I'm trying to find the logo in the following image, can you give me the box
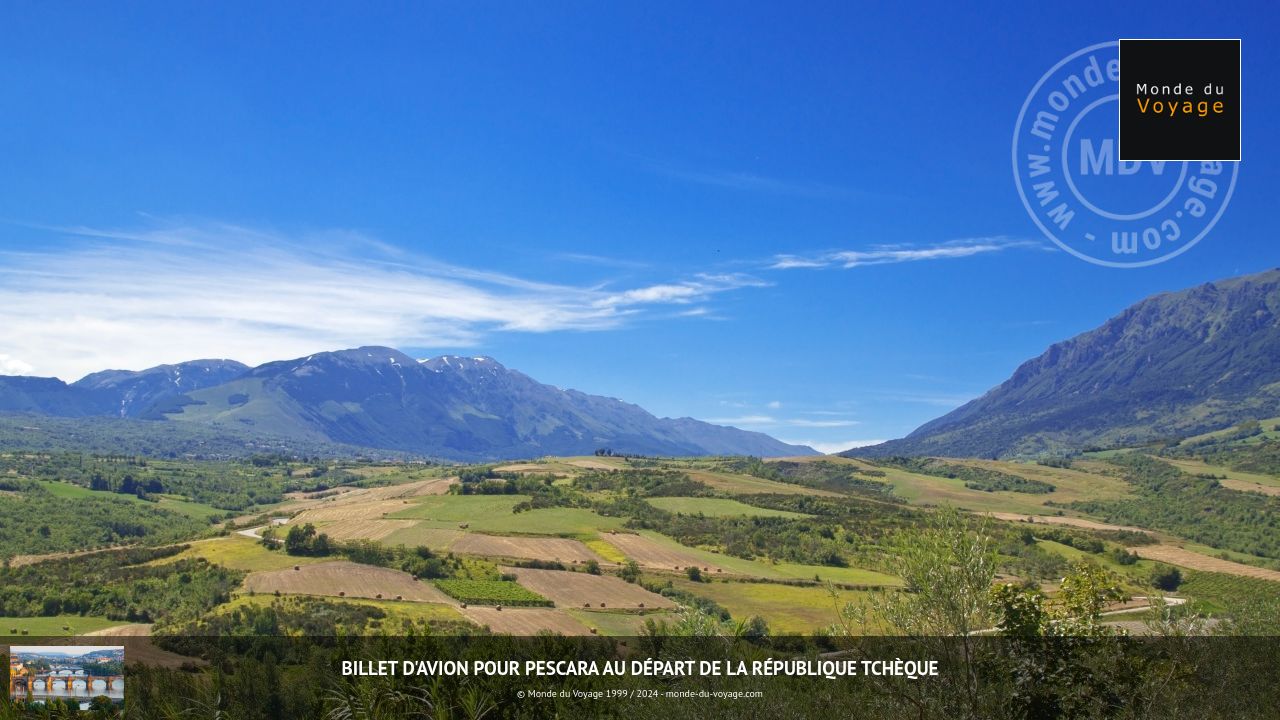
[1012,41,1238,268]
[1119,39,1240,161]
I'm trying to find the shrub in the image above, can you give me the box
[1150,565,1183,591]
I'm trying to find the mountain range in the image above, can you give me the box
[8,268,1278,462]
[852,268,1280,458]
[0,348,813,460]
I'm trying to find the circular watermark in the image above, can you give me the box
[1012,41,1238,268]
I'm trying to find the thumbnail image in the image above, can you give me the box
[8,646,124,710]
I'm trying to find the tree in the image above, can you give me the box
[869,507,996,637]
[619,559,641,584]
[90,694,117,718]
[739,614,769,639]
[284,524,312,555]
[1219,592,1280,635]
[1149,564,1183,591]
[990,562,1135,717]
[991,583,1049,638]
[1047,561,1126,637]
[831,508,998,718]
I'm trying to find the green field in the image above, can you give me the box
[1178,416,1280,446]
[1179,571,1280,613]
[10,448,1274,642]
[1178,541,1279,570]
[646,496,810,518]
[686,469,838,496]
[670,578,869,634]
[763,561,901,586]
[583,537,627,563]
[630,531,900,586]
[846,459,1131,517]
[38,479,224,520]
[381,526,463,550]
[387,494,625,536]
[954,460,1133,503]
[157,535,329,572]
[342,598,471,627]
[219,594,470,626]
[433,579,554,607]
[1163,457,1280,491]
[153,494,229,520]
[1034,540,1158,588]
[0,615,127,636]
[565,609,678,636]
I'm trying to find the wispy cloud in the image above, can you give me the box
[769,237,1041,270]
[630,152,895,201]
[0,222,765,381]
[705,415,778,426]
[788,419,861,428]
[872,391,977,408]
[675,307,716,318]
[595,274,765,308]
[554,252,651,270]
[660,166,861,199]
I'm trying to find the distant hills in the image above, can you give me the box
[0,348,812,460]
[0,359,247,418]
[853,268,1280,459]
[75,359,250,418]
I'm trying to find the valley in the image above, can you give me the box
[1,272,1279,713]
[3,441,1276,641]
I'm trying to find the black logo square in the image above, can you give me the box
[1119,39,1240,161]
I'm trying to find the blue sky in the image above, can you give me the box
[1,2,1276,452]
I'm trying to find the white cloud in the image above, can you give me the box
[0,222,764,381]
[675,307,712,318]
[554,252,650,269]
[766,400,782,409]
[0,354,33,374]
[768,256,830,270]
[780,438,887,455]
[769,237,1041,270]
[596,274,767,308]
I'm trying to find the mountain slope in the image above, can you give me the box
[73,359,249,418]
[0,376,115,416]
[1,359,249,419]
[852,268,1280,458]
[156,347,813,460]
